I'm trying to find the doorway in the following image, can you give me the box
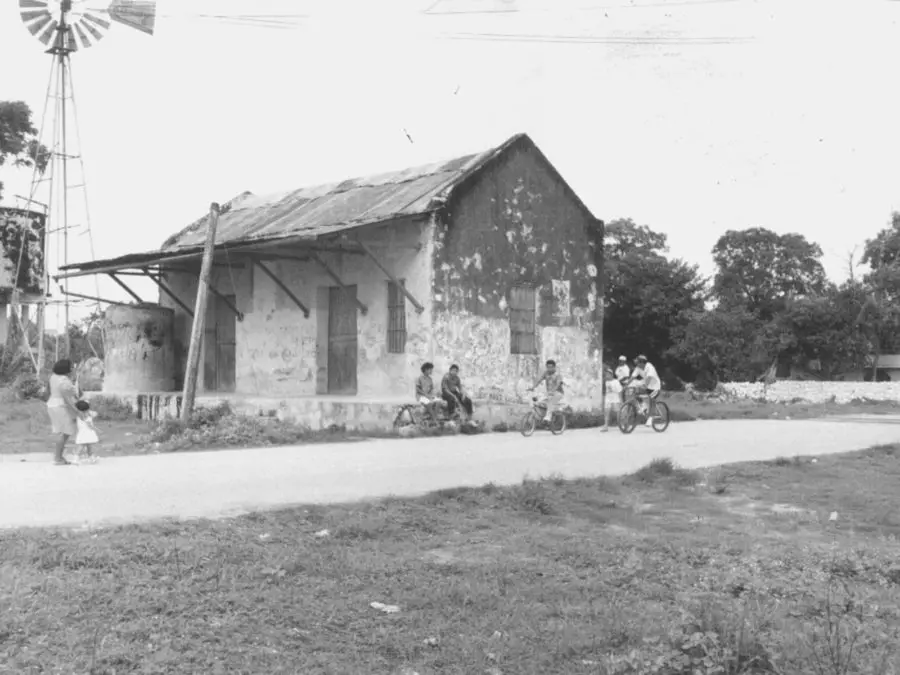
[203,293,237,392]
[327,285,358,395]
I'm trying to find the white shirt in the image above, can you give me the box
[635,363,661,390]
[615,364,631,382]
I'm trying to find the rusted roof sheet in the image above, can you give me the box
[160,138,519,251]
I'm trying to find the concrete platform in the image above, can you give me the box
[85,391,553,432]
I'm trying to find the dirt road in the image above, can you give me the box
[2,416,897,530]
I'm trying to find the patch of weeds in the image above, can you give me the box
[89,395,135,421]
[509,478,556,515]
[630,457,699,487]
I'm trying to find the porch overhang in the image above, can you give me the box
[56,219,429,319]
[55,234,367,281]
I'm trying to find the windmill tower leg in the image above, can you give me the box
[15,0,158,373]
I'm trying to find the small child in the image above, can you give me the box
[73,399,99,464]
[601,366,622,432]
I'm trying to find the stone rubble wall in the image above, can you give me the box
[720,381,900,404]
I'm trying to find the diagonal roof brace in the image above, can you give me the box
[310,252,368,315]
[163,267,245,322]
[252,259,310,318]
[354,240,424,314]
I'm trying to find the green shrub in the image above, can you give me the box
[89,395,134,421]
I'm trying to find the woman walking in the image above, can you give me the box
[46,359,80,466]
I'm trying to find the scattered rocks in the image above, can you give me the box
[370,601,400,614]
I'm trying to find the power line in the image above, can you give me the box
[424,0,745,14]
[442,31,752,44]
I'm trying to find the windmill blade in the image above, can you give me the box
[38,19,60,45]
[107,0,156,35]
[66,2,113,49]
[20,0,55,42]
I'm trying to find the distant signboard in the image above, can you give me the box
[0,207,46,303]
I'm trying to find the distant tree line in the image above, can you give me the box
[601,216,900,388]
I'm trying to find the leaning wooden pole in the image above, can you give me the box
[181,202,220,423]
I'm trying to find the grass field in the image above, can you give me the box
[3,447,900,674]
[3,390,900,457]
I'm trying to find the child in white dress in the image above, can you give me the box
[72,400,100,464]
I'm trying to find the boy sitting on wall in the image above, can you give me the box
[415,362,444,421]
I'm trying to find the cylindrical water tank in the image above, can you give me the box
[103,304,176,392]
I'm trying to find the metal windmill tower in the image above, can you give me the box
[16,0,155,369]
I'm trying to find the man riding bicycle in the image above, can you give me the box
[628,355,661,428]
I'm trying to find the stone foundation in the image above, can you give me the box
[84,391,596,433]
[721,381,900,405]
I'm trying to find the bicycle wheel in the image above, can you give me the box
[651,401,671,433]
[618,402,638,434]
[550,411,567,435]
[520,412,537,437]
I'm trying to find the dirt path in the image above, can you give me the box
[2,416,897,530]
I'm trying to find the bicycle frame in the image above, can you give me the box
[621,387,658,417]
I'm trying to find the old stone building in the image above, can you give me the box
[61,133,604,417]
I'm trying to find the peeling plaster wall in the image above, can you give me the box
[431,141,600,407]
[431,313,603,409]
[159,219,434,398]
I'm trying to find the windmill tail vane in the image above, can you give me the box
[20,0,156,51]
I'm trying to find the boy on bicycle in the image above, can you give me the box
[629,355,661,427]
[529,359,565,423]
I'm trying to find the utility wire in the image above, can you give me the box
[424,0,745,13]
[443,32,752,44]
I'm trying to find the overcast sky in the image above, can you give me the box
[1,0,899,328]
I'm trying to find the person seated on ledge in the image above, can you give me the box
[415,362,443,419]
[441,363,474,420]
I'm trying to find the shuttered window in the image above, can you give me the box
[509,285,537,355]
[387,280,407,353]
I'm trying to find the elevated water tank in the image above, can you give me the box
[0,206,46,301]
[103,304,176,392]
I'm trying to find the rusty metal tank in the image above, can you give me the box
[103,304,176,392]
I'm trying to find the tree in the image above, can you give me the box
[854,213,900,376]
[775,283,869,379]
[668,306,776,384]
[603,219,707,369]
[0,101,49,201]
[712,228,828,321]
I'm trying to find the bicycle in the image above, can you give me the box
[520,394,567,437]
[393,397,465,434]
[617,386,670,434]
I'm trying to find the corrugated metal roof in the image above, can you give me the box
[161,137,520,251]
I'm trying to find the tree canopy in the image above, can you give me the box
[602,218,707,369]
[711,228,827,321]
[0,101,49,201]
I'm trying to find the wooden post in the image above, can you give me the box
[589,220,605,411]
[181,203,220,423]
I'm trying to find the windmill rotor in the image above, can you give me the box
[19,0,156,51]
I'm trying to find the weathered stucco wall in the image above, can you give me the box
[723,381,900,404]
[430,139,600,407]
[430,314,603,409]
[159,219,434,397]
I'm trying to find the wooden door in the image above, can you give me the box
[203,294,237,392]
[327,285,358,395]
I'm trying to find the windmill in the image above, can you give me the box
[14,0,155,371]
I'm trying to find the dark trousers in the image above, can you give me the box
[442,391,473,418]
